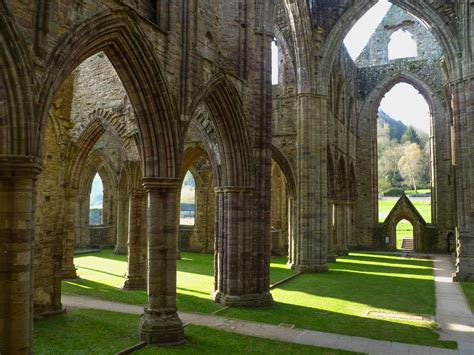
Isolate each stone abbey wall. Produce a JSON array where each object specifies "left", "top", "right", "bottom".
[{"left": 0, "top": 0, "right": 471, "bottom": 353}]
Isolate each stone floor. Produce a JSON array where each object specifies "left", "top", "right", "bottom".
[{"left": 60, "top": 254, "right": 474, "bottom": 354}]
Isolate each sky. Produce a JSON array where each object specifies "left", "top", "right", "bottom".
[
  {"left": 90, "top": 173, "right": 103, "bottom": 209},
  {"left": 379, "top": 83, "right": 430, "bottom": 133},
  {"left": 343, "top": 0, "right": 392, "bottom": 60},
  {"left": 271, "top": 0, "right": 431, "bottom": 133}
]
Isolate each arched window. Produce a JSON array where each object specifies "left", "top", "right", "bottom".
[
  {"left": 396, "top": 219, "right": 414, "bottom": 250},
  {"left": 180, "top": 171, "right": 196, "bottom": 226},
  {"left": 388, "top": 29, "right": 418, "bottom": 60},
  {"left": 89, "top": 173, "right": 104, "bottom": 225},
  {"left": 271, "top": 39, "right": 279, "bottom": 85}
]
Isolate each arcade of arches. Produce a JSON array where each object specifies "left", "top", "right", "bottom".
[{"left": 0, "top": 0, "right": 472, "bottom": 353}]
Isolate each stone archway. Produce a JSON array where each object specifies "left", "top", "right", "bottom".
[
  {"left": 378, "top": 194, "right": 436, "bottom": 252},
  {"left": 187, "top": 74, "right": 272, "bottom": 307},
  {"left": 356, "top": 71, "right": 454, "bottom": 251}
]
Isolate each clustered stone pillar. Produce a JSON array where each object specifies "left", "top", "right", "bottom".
[
  {"left": 327, "top": 202, "right": 337, "bottom": 262},
  {"left": 62, "top": 188, "right": 78, "bottom": 279},
  {"left": 123, "top": 189, "right": 146, "bottom": 290},
  {"left": 115, "top": 195, "right": 129, "bottom": 255},
  {"left": 213, "top": 187, "right": 273, "bottom": 306},
  {"left": 140, "top": 178, "right": 184, "bottom": 345},
  {"left": 287, "top": 196, "right": 296, "bottom": 265},
  {"left": 0, "top": 157, "right": 41, "bottom": 355},
  {"left": 292, "top": 94, "right": 328, "bottom": 272},
  {"left": 453, "top": 78, "right": 474, "bottom": 280},
  {"left": 335, "top": 203, "right": 349, "bottom": 256}
]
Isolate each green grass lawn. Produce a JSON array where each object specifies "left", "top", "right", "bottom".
[
  {"left": 63, "top": 250, "right": 455, "bottom": 349},
  {"left": 396, "top": 221, "right": 414, "bottom": 250},
  {"left": 220, "top": 253, "right": 454, "bottom": 349},
  {"left": 404, "top": 189, "right": 431, "bottom": 196},
  {"left": 63, "top": 250, "right": 296, "bottom": 314},
  {"left": 34, "top": 309, "right": 355, "bottom": 355},
  {"left": 378, "top": 199, "right": 432, "bottom": 223},
  {"left": 461, "top": 283, "right": 474, "bottom": 312}
]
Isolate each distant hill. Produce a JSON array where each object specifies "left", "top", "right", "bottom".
[
  {"left": 378, "top": 110, "right": 428, "bottom": 146},
  {"left": 378, "top": 110, "right": 407, "bottom": 142}
]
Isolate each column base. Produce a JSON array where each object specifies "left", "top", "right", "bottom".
[
  {"left": 327, "top": 252, "right": 337, "bottom": 263},
  {"left": 62, "top": 265, "right": 78, "bottom": 279},
  {"left": 212, "top": 291, "right": 273, "bottom": 307},
  {"left": 289, "top": 263, "right": 328, "bottom": 273},
  {"left": 453, "top": 257, "right": 474, "bottom": 281},
  {"left": 336, "top": 246, "right": 349, "bottom": 256},
  {"left": 114, "top": 246, "right": 128, "bottom": 255},
  {"left": 34, "top": 306, "right": 66, "bottom": 320},
  {"left": 140, "top": 308, "right": 185, "bottom": 345},
  {"left": 123, "top": 276, "right": 146, "bottom": 290}
]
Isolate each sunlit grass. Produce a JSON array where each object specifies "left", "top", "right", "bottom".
[
  {"left": 34, "top": 309, "right": 356, "bottom": 355},
  {"left": 63, "top": 250, "right": 296, "bottom": 314},
  {"left": 220, "top": 253, "right": 455, "bottom": 349},
  {"left": 405, "top": 189, "right": 431, "bottom": 196},
  {"left": 461, "top": 282, "right": 474, "bottom": 312},
  {"left": 62, "top": 250, "right": 455, "bottom": 348},
  {"left": 379, "top": 199, "right": 432, "bottom": 223}
]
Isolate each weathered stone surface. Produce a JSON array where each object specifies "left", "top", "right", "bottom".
[{"left": 0, "top": 1, "right": 471, "bottom": 353}]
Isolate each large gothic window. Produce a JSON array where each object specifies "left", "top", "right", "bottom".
[
  {"left": 180, "top": 171, "right": 196, "bottom": 226},
  {"left": 89, "top": 173, "right": 104, "bottom": 225},
  {"left": 388, "top": 29, "right": 418, "bottom": 60}
]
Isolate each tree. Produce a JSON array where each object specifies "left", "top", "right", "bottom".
[
  {"left": 398, "top": 143, "right": 424, "bottom": 193},
  {"left": 378, "top": 144, "right": 405, "bottom": 192},
  {"left": 401, "top": 126, "right": 422, "bottom": 146}
]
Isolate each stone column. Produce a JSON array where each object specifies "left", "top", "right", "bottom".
[
  {"left": 114, "top": 195, "right": 129, "bottom": 255},
  {"left": 453, "top": 77, "right": 474, "bottom": 280},
  {"left": 62, "top": 188, "right": 78, "bottom": 279},
  {"left": 287, "top": 196, "right": 296, "bottom": 265},
  {"left": 0, "top": 156, "right": 41, "bottom": 355},
  {"left": 123, "top": 189, "right": 146, "bottom": 290},
  {"left": 335, "top": 202, "right": 349, "bottom": 256},
  {"left": 327, "top": 202, "right": 337, "bottom": 262},
  {"left": 213, "top": 186, "right": 273, "bottom": 307},
  {"left": 292, "top": 94, "right": 328, "bottom": 272},
  {"left": 140, "top": 178, "right": 184, "bottom": 345}
]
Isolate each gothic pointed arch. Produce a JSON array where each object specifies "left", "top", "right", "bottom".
[
  {"left": 188, "top": 74, "right": 252, "bottom": 187},
  {"left": 36, "top": 9, "right": 180, "bottom": 177},
  {"left": 359, "top": 72, "right": 443, "bottom": 126},
  {"left": 271, "top": 144, "right": 296, "bottom": 198},
  {"left": 0, "top": 2, "right": 34, "bottom": 156},
  {"left": 336, "top": 156, "right": 347, "bottom": 200},
  {"left": 280, "top": 0, "right": 315, "bottom": 92},
  {"left": 317, "top": 0, "right": 459, "bottom": 94}
]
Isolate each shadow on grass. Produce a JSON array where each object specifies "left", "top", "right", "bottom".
[
  {"left": 77, "top": 266, "right": 126, "bottom": 278},
  {"left": 217, "top": 253, "right": 452, "bottom": 348},
  {"left": 62, "top": 278, "right": 223, "bottom": 314},
  {"left": 345, "top": 253, "right": 432, "bottom": 267},
  {"left": 221, "top": 300, "right": 456, "bottom": 349}
]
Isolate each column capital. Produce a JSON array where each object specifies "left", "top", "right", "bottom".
[
  {"left": 214, "top": 186, "right": 254, "bottom": 194},
  {"left": 128, "top": 188, "right": 147, "bottom": 198},
  {"left": 0, "top": 155, "right": 42, "bottom": 178},
  {"left": 142, "top": 177, "right": 181, "bottom": 191}
]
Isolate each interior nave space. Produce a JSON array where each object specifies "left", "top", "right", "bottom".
[{"left": 0, "top": 0, "right": 473, "bottom": 354}]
